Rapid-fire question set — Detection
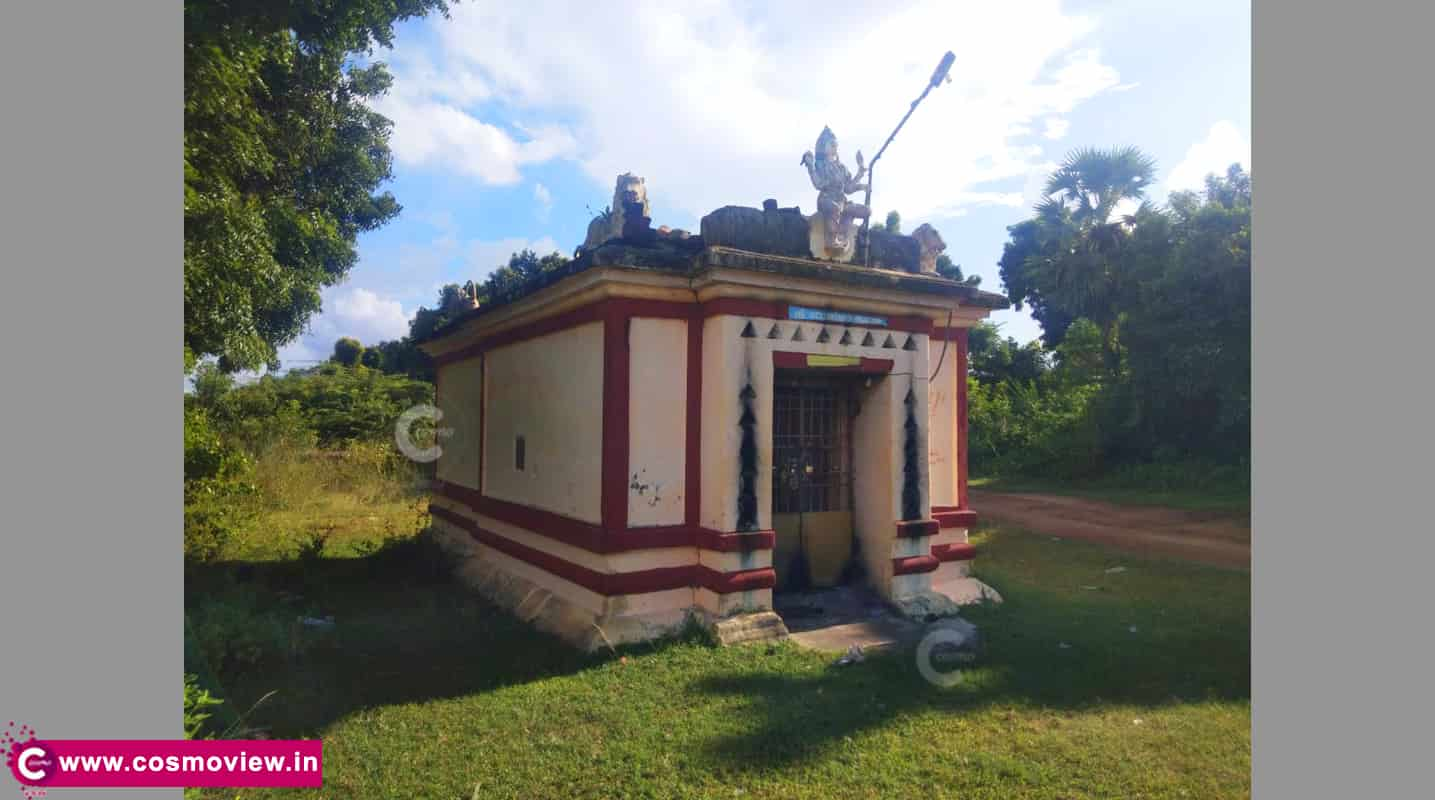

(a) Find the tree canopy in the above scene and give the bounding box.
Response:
[977,156,1251,475]
[184,0,450,372]
[331,337,364,367]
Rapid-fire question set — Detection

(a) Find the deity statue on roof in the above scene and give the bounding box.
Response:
[801,127,871,259]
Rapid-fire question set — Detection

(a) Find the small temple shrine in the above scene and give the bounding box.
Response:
[418,128,1010,649]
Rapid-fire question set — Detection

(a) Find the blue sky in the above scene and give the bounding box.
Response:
[274,0,1250,369]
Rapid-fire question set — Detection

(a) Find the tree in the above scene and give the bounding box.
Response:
[190,361,234,409]
[184,0,450,372]
[883,210,902,234]
[1120,164,1251,459]
[967,322,1049,385]
[1051,318,1104,387]
[998,219,1075,348]
[1003,146,1159,374]
[353,249,574,383]
[476,249,572,306]
[934,254,981,287]
[332,337,363,367]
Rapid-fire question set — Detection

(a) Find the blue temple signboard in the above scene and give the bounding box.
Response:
[787,305,888,327]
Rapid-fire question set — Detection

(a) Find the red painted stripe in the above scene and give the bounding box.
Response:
[432,505,773,596]
[602,565,696,596]
[434,481,774,555]
[934,509,978,528]
[611,297,697,320]
[772,351,896,374]
[896,519,939,538]
[892,554,941,575]
[431,506,691,595]
[438,296,934,366]
[606,524,693,551]
[436,480,607,552]
[955,328,969,510]
[701,297,785,320]
[696,528,776,552]
[434,302,607,366]
[601,306,630,538]
[932,542,977,563]
[887,315,934,334]
[685,310,703,528]
[771,350,806,370]
[696,565,777,593]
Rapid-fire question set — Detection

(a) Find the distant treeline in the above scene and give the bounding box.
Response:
[967,152,1250,484]
[328,249,574,382]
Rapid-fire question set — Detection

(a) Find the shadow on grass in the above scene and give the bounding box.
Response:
[187,524,1248,772]
[688,530,1250,771]
[184,543,665,738]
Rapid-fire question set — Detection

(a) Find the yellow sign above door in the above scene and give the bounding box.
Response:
[805,354,861,368]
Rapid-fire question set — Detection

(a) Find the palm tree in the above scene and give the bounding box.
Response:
[1025,146,1159,378]
[1043,145,1157,226]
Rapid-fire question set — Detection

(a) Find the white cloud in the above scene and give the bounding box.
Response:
[1166,120,1250,195]
[328,287,411,343]
[533,182,553,219]
[267,287,409,372]
[1042,118,1070,140]
[274,337,327,370]
[374,0,1127,223]
[373,93,577,184]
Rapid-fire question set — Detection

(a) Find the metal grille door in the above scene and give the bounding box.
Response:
[772,384,850,513]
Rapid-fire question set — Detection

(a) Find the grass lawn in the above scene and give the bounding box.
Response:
[970,475,1251,516]
[187,504,1250,799]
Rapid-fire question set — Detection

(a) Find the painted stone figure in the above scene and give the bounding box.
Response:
[801,127,870,260]
[579,173,649,254]
[911,223,947,275]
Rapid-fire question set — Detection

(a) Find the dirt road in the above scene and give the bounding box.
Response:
[968,489,1250,569]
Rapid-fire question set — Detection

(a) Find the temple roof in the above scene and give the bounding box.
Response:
[418,232,1009,346]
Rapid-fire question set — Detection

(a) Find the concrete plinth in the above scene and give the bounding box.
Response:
[710,611,790,646]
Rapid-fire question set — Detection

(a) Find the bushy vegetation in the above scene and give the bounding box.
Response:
[183,406,259,562]
[969,158,1251,493]
[183,360,434,564]
[183,356,445,744]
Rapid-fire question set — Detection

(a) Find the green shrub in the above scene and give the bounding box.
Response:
[183,673,224,739]
[184,407,259,562]
[210,364,433,448]
[968,376,1102,479]
[188,590,296,677]
[295,529,330,565]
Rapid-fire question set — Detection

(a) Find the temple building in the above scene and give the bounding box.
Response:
[419,143,1009,650]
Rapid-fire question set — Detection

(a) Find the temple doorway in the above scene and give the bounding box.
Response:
[770,372,864,592]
